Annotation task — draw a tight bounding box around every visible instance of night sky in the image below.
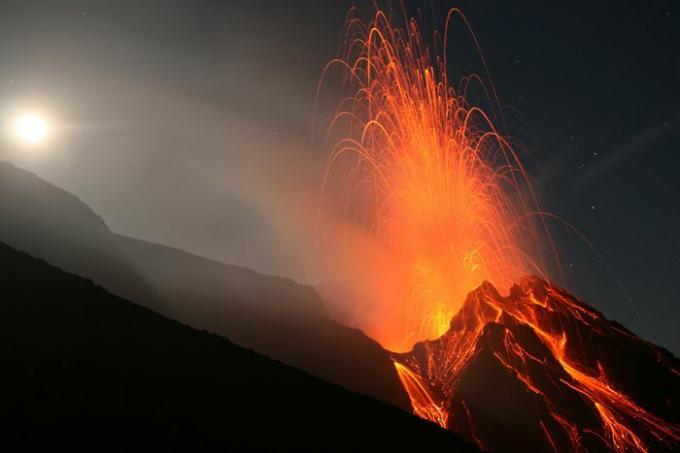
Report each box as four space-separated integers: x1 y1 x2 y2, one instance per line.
0 1 678 353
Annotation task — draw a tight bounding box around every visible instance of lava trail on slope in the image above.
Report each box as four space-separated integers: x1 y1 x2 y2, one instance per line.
393 276 680 452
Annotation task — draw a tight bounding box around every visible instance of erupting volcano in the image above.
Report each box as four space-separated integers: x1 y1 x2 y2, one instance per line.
319 6 680 453
395 276 680 452
320 8 556 352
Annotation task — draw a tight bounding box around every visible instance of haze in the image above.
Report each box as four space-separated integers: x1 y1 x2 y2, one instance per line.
0 0 678 353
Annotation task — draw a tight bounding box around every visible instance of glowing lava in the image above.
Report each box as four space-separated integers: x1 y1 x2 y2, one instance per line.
320 6 680 453
320 8 554 352
394 277 680 452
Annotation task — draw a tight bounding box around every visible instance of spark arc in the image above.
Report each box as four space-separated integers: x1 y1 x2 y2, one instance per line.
320 8 552 352
320 6 680 453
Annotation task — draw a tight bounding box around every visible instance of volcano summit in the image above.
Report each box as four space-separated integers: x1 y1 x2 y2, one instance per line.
393 277 680 452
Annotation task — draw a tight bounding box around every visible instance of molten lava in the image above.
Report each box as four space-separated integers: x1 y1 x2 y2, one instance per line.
394 277 680 452
320 6 680 453
320 8 553 352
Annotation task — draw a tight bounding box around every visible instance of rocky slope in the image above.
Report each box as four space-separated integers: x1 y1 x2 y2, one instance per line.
394 276 680 452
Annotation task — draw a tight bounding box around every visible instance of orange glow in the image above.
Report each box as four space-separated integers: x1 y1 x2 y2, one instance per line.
320 8 552 352
395 278 680 452
393 361 448 429
319 6 680 452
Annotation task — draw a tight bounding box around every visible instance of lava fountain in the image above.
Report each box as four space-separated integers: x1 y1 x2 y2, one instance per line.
318 6 680 453
319 7 555 352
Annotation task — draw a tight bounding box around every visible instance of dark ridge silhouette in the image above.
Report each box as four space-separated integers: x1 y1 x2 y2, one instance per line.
0 240 476 452
0 161 159 309
113 234 409 409
0 161 409 410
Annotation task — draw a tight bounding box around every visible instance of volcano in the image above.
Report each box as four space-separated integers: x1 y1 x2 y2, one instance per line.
393 276 680 452
316 7 680 452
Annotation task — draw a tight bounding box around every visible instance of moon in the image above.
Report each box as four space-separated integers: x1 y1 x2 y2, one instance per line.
13 113 48 144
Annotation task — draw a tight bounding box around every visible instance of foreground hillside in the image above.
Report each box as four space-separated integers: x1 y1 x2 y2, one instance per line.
0 241 474 452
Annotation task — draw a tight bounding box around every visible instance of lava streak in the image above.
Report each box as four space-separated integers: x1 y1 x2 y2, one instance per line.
393 361 448 428
319 7 552 352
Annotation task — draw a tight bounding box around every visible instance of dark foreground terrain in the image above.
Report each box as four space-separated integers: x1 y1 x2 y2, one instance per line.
0 161 409 410
0 241 475 452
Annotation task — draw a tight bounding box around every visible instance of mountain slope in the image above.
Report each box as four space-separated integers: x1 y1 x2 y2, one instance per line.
0 161 158 309
394 277 680 452
0 240 475 452
113 234 409 409
0 161 409 410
